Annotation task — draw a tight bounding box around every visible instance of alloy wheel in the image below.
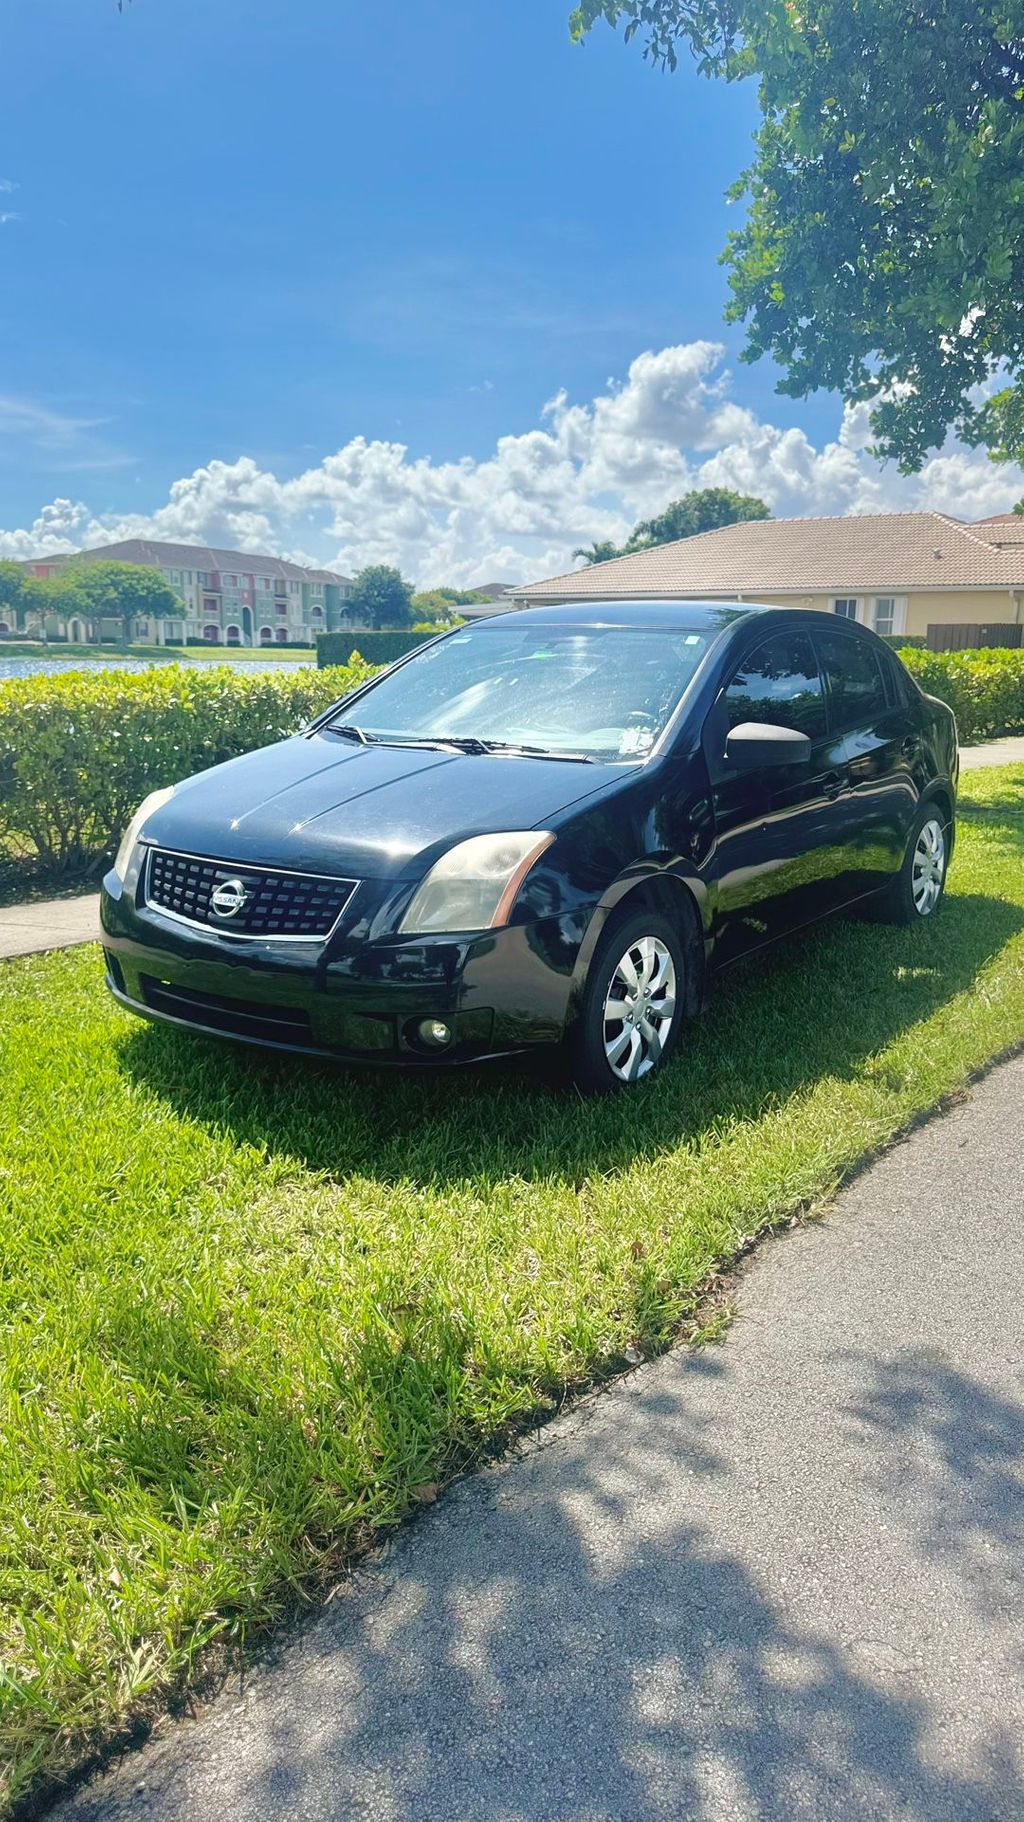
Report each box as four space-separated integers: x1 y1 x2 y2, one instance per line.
912 817 946 916
602 934 678 1083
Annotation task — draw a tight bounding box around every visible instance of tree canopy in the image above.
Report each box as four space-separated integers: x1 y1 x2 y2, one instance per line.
410 586 491 621
570 0 1024 471
1 559 180 638
54 562 181 640
0 561 46 622
347 564 415 628
574 487 770 563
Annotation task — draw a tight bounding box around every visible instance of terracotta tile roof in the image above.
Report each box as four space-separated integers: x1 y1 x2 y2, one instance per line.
514 512 1024 601
970 516 1024 547
31 539 352 587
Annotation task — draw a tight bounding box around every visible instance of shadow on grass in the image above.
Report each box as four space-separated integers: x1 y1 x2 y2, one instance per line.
119 888 1024 1190
58 1349 1024 1822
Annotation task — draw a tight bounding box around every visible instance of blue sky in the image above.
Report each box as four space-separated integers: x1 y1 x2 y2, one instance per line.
3 0 1022 582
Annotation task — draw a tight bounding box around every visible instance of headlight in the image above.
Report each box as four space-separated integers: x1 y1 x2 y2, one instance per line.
399 831 554 935
113 785 177 882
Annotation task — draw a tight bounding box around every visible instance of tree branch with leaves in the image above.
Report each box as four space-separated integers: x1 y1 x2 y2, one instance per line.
571 0 1024 474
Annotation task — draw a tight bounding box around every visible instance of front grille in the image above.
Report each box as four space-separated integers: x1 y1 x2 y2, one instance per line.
144 847 356 940
140 975 314 1046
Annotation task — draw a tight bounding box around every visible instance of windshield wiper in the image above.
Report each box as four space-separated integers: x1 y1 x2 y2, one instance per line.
465 739 594 763
328 722 377 745
326 725 592 762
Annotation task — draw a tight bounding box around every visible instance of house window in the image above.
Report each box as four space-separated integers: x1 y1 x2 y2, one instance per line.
872 596 899 636
259 624 273 642
137 620 150 638
833 598 858 620
276 601 287 617
289 581 300 595
276 628 288 642
204 600 220 619
311 604 324 621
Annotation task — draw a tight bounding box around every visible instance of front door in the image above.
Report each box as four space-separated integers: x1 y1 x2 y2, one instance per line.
813 626 919 897
703 627 850 963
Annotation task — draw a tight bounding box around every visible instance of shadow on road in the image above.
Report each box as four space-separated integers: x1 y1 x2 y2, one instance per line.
62 1347 1024 1822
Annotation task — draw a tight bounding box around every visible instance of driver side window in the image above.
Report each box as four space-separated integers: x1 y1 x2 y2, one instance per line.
724 630 827 741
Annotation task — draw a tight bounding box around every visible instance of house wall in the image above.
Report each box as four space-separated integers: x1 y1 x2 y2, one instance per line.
681 589 1024 635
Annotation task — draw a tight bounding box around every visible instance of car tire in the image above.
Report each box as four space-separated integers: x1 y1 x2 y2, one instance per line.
875 803 950 925
567 908 687 1094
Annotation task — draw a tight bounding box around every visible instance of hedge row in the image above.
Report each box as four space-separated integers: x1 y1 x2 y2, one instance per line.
316 628 437 667
898 645 1024 743
0 659 373 877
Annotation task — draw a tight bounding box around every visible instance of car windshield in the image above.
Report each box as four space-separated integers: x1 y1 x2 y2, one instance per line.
327 624 713 761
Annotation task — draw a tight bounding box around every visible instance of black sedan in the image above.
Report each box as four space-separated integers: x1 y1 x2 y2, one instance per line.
101 601 957 1092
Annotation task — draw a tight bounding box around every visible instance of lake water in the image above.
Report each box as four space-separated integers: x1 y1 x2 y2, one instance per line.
0 653 312 683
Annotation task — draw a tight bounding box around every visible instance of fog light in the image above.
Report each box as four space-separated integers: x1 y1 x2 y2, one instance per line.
418 1017 453 1048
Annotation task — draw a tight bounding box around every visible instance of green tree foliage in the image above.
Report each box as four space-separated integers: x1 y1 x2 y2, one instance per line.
348 564 415 629
570 0 1024 471
50 561 181 642
628 487 770 547
574 488 771 562
572 539 626 565
409 586 489 620
0 561 48 627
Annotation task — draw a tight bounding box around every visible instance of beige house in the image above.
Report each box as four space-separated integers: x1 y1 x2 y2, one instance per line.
512 512 1024 644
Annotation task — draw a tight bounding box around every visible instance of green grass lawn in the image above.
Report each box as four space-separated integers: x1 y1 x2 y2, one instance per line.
2 765 1023 1812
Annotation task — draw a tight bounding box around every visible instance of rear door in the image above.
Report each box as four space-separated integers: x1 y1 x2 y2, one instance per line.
703 627 851 964
812 626 919 899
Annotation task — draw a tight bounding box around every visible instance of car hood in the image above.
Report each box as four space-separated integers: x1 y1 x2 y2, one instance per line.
144 731 634 880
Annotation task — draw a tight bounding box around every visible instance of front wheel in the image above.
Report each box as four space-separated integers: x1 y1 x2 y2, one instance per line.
876 806 950 925
567 910 686 1095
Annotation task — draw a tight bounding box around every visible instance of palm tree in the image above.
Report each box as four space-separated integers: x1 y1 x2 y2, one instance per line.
572 540 623 566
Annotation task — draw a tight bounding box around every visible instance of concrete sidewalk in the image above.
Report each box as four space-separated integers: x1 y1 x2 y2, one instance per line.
0 893 99 958
54 1053 1024 1822
959 734 1024 770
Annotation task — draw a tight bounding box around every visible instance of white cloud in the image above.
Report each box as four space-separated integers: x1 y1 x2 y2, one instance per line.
3 344 1023 581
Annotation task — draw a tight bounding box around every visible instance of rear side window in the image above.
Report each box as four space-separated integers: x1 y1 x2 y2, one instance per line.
815 630 888 726
724 630 827 740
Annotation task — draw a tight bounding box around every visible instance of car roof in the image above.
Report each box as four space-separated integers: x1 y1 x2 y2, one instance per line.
471 600 893 648
474 599 765 631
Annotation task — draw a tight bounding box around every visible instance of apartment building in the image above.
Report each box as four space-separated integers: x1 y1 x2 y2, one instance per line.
19 540 354 646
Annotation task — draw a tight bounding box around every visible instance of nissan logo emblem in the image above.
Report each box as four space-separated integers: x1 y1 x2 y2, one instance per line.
209 877 251 920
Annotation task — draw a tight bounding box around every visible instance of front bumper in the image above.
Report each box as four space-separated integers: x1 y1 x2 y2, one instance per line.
100 870 592 1066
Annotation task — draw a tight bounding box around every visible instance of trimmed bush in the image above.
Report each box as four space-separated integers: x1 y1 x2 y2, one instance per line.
316 628 437 668
0 659 374 877
897 646 1024 742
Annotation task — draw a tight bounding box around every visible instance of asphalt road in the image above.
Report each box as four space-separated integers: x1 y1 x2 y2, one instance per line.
54 1053 1024 1822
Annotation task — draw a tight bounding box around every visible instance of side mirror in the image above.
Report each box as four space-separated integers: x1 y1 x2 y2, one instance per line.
725 721 812 771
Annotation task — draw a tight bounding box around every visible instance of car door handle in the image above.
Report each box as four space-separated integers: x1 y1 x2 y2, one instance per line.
822 770 845 800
